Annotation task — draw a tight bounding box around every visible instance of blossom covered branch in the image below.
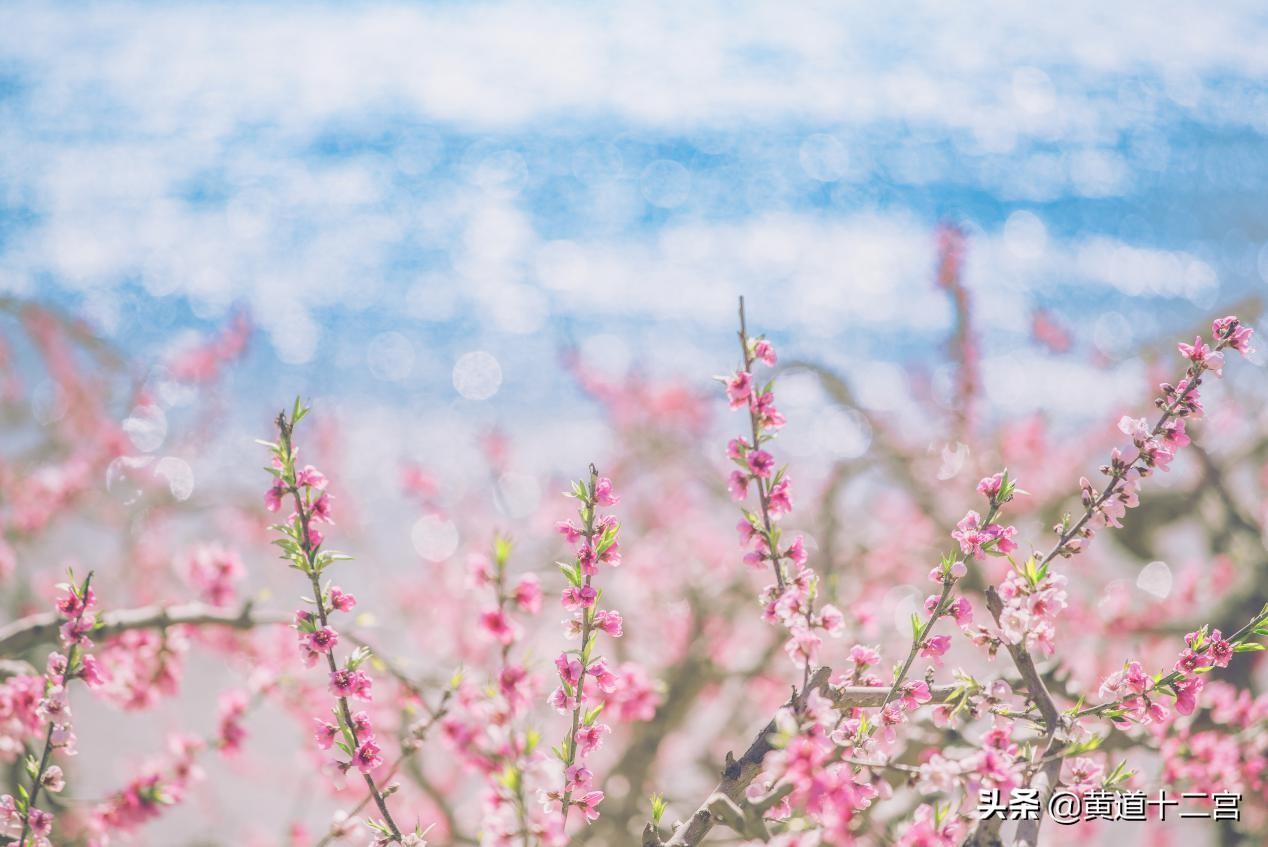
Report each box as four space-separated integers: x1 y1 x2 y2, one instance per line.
265 400 426 846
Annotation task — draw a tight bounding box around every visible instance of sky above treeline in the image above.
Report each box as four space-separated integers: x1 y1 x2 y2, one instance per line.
1 1 1267 450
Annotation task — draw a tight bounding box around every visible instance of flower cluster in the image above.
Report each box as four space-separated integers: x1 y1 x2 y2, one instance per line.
443 536 561 847
1 573 103 847
545 469 622 828
1055 315 1255 557
186 543 246 607
1095 608 1268 727
985 559 1068 657
761 690 882 843
86 733 205 846
264 401 415 846
724 318 841 670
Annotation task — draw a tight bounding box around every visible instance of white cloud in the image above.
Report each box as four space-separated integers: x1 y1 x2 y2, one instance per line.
3 1 1268 138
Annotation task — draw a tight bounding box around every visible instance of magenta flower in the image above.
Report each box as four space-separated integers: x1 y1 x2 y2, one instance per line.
264 478 286 512
766 477 792 516
310 491 334 524
555 654 582 687
556 520 583 544
593 476 620 506
753 339 777 366
592 609 623 637
295 464 328 490
512 574 543 613
574 723 610 756
327 586 356 612
919 635 952 663
1213 315 1255 354
1177 335 1224 375
479 608 518 645
976 472 1004 499
564 765 592 792
747 449 775 478
561 585 597 610
27 807 53 837
353 739 384 773
576 790 604 823
725 371 754 409
304 627 339 656
313 719 338 750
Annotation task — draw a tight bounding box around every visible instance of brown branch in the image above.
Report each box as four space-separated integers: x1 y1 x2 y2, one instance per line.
0 601 287 658
649 669 957 847
985 588 1063 847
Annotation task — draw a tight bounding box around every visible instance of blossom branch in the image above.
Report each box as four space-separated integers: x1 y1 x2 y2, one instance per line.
549 466 623 829
2 571 102 847
267 402 411 845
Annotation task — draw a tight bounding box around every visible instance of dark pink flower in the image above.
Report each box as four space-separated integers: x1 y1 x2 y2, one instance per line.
353 740 383 773
328 586 356 612
593 477 620 506
726 371 754 409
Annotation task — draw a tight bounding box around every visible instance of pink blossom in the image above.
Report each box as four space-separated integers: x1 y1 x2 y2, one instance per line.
574 723 610 756
751 390 786 429
512 574 543 613
1212 315 1255 354
920 635 952 662
295 465 328 490
549 687 578 713
1178 335 1224 375
588 659 618 694
1175 676 1204 716
353 740 383 773
767 477 792 517
310 491 334 524
726 371 754 409
976 472 1004 499
38 766 65 794
314 719 338 750
562 585 597 610
565 765 592 792
554 654 582 687
592 609 624 637
753 339 776 366
575 790 604 823
264 479 286 512
747 449 775 478
593 476 620 506
329 669 372 701
328 586 356 612
479 608 519 645
556 520 583 544
27 807 53 837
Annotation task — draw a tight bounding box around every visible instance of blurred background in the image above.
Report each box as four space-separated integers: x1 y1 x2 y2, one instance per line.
2 2 1268 845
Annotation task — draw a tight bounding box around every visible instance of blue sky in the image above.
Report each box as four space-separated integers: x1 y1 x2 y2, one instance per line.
2 1 1267 448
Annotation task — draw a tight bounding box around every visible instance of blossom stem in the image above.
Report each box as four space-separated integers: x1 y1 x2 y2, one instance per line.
18 571 93 847
737 296 785 590
1040 333 1229 567
1077 604 1268 720
560 465 600 824
877 502 1000 716
276 413 402 843
315 687 454 847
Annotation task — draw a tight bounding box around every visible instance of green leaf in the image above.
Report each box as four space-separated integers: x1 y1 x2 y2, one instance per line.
651 793 668 826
